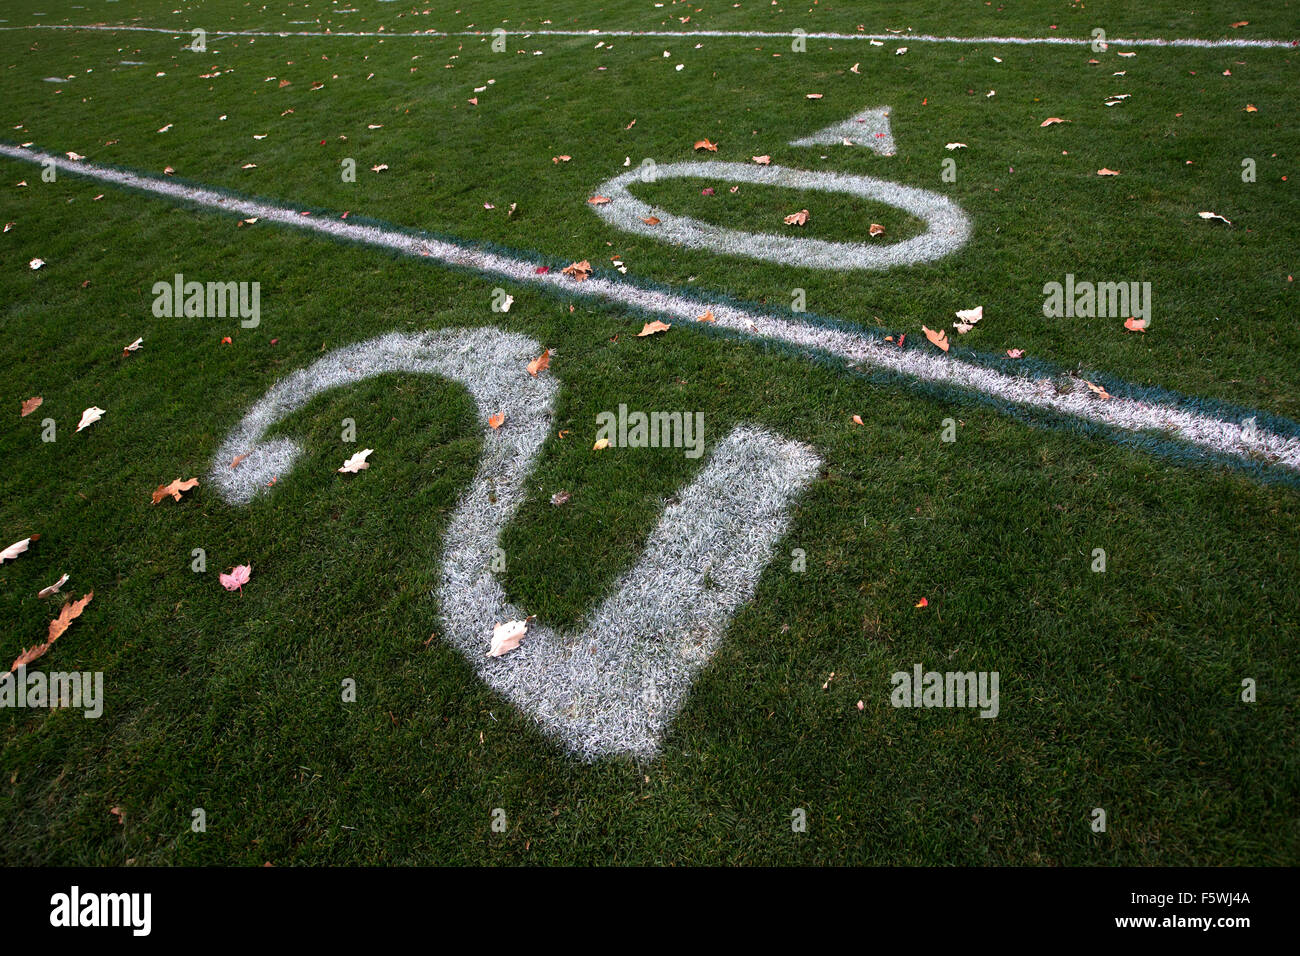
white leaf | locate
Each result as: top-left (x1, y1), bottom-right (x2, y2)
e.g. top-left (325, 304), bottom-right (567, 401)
top-left (0, 537), bottom-right (36, 564)
top-left (488, 619), bottom-right (528, 657)
top-left (76, 406), bottom-right (105, 432)
top-left (29, 258), bottom-right (44, 270)
top-left (338, 448), bottom-right (374, 473)
top-left (38, 573), bottom-right (69, 598)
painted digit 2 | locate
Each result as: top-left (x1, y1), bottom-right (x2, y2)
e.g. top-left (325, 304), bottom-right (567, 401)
top-left (589, 107), bottom-right (972, 269)
top-left (209, 327), bottom-right (821, 760)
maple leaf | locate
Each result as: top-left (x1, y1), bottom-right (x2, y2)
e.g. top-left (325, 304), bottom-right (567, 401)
top-left (693, 139), bottom-right (718, 152)
top-left (488, 412), bottom-right (505, 429)
top-left (638, 320), bottom-right (671, 337)
top-left (338, 449), bottom-right (373, 473)
top-left (151, 477), bottom-right (199, 504)
top-left (527, 348), bottom-right (552, 376)
top-left (0, 534), bottom-right (39, 564)
top-left (784, 209), bottom-right (810, 226)
top-left (219, 565), bottom-right (252, 592)
top-left (76, 407), bottom-right (105, 432)
top-left (922, 326), bottom-right (950, 352)
top-left (487, 619), bottom-right (528, 658)
top-left (20, 396), bottom-right (42, 417)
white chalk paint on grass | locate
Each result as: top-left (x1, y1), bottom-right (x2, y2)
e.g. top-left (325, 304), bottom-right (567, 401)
top-left (1, 143), bottom-right (1296, 475)
top-left (1, 24), bottom-right (1294, 49)
top-left (790, 105), bottom-right (897, 155)
top-left (591, 160), bottom-right (969, 270)
top-left (211, 327), bottom-right (821, 759)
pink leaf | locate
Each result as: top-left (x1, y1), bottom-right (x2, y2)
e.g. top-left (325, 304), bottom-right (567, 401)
top-left (219, 564), bottom-right (252, 592)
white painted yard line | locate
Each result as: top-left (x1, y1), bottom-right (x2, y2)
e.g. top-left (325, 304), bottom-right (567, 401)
top-left (0, 23), bottom-right (1294, 49)
top-left (3, 142), bottom-right (1298, 475)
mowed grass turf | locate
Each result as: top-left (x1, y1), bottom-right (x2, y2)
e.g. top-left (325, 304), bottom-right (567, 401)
top-left (0, 0), bottom-right (1297, 865)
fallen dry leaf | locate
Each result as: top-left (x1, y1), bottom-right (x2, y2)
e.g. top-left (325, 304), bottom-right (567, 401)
top-left (338, 449), bottom-right (373, 473)
top-left (752, 155), bottom-right (771, 165)
top-left (550, 490), bottom-right (571, 506)
top-left (1198, 211), bottom-right (1232, 224)
top-left (852, 415), bottom-right (864, 426)
top-left (122, 337), bottom-right (143, 356)
top-left (1082, 379), bottom-right (1112, 400)
top-left (488, 412), bottom-right (505, 430)
top-left (20, 396), bottom-right (42, 417)
top-left (562, 260), bottom-right (592, 281)
top-left (488, 619), bottom-right (528, 657)
top-left (527, 348), bottom-right (552, 376)
top-left (1007, 348), bottom-right (1025, 359)
top-left (638, 320), bottom-right (671, 337)
top-left (697, 308), bottom-right (715, 323)
top-left (1040, 117), bottom-right (1065, 127)
top-left (693, 139), bottom-right (718, 152)
top-left (0, 535), bottom-right (39, 565)
top-left (151, 477), bottom-right (199, 504)
top-left (954, 305), bottom-right (984, 334)
top-left (587, 195), bottom-right (611, 205)
top-left (922, 326), bottom-right (950, 352)
top-left (640, 215), bottom-right (661, 225)
top-left (219, 565), bottom-right (251, 592)
top-left (46, 591), bottom-right (93, 644)
top-left (593, 437), bottom-right (611, 451)
top-left (784, 209), bottom-right (810, 226)
top-left (38, 573), bottom-right (69, 598)
top-left (76, 406), bottom-right (105, 432)
top-left (229, 453), bottom-right (249, 469)
top-left (914, 597), bottom-right (929, 608)
top-left (1097, 168), bottom-right (1121, 176)
top-left (869, 223), bottom-right (885, 237)
top-left (1124, 317), bottom-right (1148, 332)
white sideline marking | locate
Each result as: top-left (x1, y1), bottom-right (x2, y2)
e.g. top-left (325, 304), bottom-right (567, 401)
top-left (2, 143), bottom-right (1298, 475)
top-left (0, 23), bottom-right (1294, 49)
top-left (211, 327), bottom-right (821, 759)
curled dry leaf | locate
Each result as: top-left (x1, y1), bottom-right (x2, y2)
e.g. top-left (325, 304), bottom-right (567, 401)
top-left (550, 490), bottom-right (571, 506)
top-left (697, 308), bottom-right (715, 323)
top-left (151, 477), bottom-right (199, 504)
top-left (922, 326), bottom-right (950, 352)
top-left (852, 415), bottom-right (864, 426)
top-left (914, 597), bottom-right (929, 608)
top-left (945, 143), bottom-right (967, 150)
top-left (527, 348), bottom-right (552, 376)
top-left (869, 223), bottom-right (885, 237)
top-left (552, 155), bottom-right (571, 163)
top-left (1040, 117), bottom-right (1065, 127)
top-left (76, 406), bottom-right (105, 432)
top-left (1198, 211), bottom-right (1231, 224)
top-left (1124, 317), bottom-right (1148, 332)
top-left (0, 534), bottom-right (39, 564)
top-left (784, 209), bottom-right (810, 226)
top-left (38, 573), bottom-right (69, 598)
top-left (1082, 379), bottom-right (1112, 400)
top-left (488, 619), bottom-right (528, 657)
top-left (693, 139), bottom-right (718, 152)
top-left (47, 591), bottom-right (93, 643)
top-left (752, 155), bottom-right (771, 165)
top-left (1007, 348), bottom-right (1025, 359)
top-left (953, 305), bottom-right (984, 334)
top-left (1097, 168), bottom-right (1120, 176)
top-left (637, 320), bottom-right (671, 337)
top-left (562, 260), bottom-right (592, 281)
top-left (593, 437), bottom-right (611, 451)
top-left (122, 337), bottom-right (143, 356)
top-left (338, 449), bottom-right (373, 473)
top-left (640, 215), bottom-right (661, 225)
top-left (20, 396), bottom-right (42, 417)
top-left (587, 195), bottom-right (611, 205)
top-left (229, 452), bottom-right (249, 469)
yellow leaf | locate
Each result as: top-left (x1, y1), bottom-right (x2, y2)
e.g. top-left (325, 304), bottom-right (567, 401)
top-left (638, 320), bottom-right (671, 337)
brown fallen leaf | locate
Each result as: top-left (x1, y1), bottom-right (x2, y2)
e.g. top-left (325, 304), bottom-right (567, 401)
top-left (752, 155), bottom-right (771, 165)
top-left (1231, 21), bottom-right (1249, 28)
top-left (1097, 168), bottom-right (1121, 176)
top-left (869, 223), bottom-right (885, 237)
top-left (1124, 317), bottom-right (1148, 333)
top-left (1244, 104), bottom-right (1257, 112)
top-left (46, 591), bottom-right (93, 644)
top-left (784, 209), bottom-right (810, 226)
top-left (640, 215), bottom-right (661, 225)
top-left (697, 308), bottom-right (716, 323)
top-left (587, 195), bottom-right (611, 205)
top-left (922, 325), bottom-right (950, 352)
top-left (638, 320), bottom-right (671, 337)
top-left (229, 452), bottom-right (249, 469)
top-left (562, 260), bottom-right (592, 281)
top-left (852, 415), bottom-right (864, 426)
top-left (1040, 117), bottom-right (1065, 127)
top-left (151, 477), bottom-right (199, 504)
top-left (527, 348), bottom-right (552, 376)
top-left (488, 412), bottom-right (505, 429)
top-left (20, 396), bottom-right (42, 417)
top-left (693, 139), bottom-right (718, 152)
top-left (1082, 379), bottom-right (1111, 399)
top-left (552, 155), bottom-right (571, 163)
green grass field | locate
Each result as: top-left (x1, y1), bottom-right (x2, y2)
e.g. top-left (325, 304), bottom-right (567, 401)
top-left (1, 0), bottom-right (1297, 865)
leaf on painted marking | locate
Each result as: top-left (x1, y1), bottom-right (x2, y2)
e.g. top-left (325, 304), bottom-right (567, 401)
top-left (1082, 379), bottom-right (1112, 400)
top-left (1198, 211), bottom-right (1232, 224)
top-left (784, 209), bottom-right (810, 226)
top-left (587, 195), bottom-right (611, 205)
top-left (20, 396), bottom-right (42, 417)
top-left (229, 452), bottom-right (249, 469)
top-left (38, 573), bottom-right (69, 598)
top-left (922, 326), bottom-right (949, 352)
top-left (1124, 317), bottom-right (1148, 332)
top-left (640, 215), bottom-right (661, 225)
top-left (487, 619), bottom-right (528, 658)
top-left (488, 412), bottom-right (505, 430)
top-left (693, 139), bottom-right (718, 152)
top-left (76, 407), bottom-right (105, 432)
top-left (562, 260), bottom-right (592, 281)
top-left (219, 565), bottom-right (252, 592)
top-left (637, 320), bottom-right (671, 337)
top-left (869, 223), bottom-right (885, 237)
top-left (527, 348), bottom-right (552, 376)
top-left (0, 535), bottom-right (39, 564)
top-left (338, 449), bottom-right (373, 473)
top-left (697, 308), bottom-right (716, 323)
top-left (151, 477), bottom-right (199, 504)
